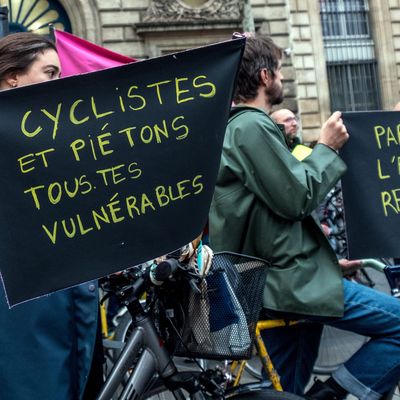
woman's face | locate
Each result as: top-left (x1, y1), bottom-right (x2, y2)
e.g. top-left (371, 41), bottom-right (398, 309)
top-left (15, 48), bottom-right (61, 87)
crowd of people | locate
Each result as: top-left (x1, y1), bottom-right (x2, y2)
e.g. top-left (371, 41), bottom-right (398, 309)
top-left (1, 30), bottom-right (400, 400)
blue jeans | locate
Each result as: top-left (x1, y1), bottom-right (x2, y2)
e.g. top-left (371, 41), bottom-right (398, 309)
top-left (261, 279), bottom-right (400, 399)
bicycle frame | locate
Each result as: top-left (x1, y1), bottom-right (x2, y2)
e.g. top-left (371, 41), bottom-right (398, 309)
top-left (229, 260), bottom-right (400, 396)
top-left (361, 259), bottom-right (400, 298)
top-left (98, 253), bottom-right (306, 400)
top-left (97, 298), bottom-right (194, 400)
top-left (98, 307), bottom-right (163, 399)
top-left (230, 319), bottom-right (298, 391)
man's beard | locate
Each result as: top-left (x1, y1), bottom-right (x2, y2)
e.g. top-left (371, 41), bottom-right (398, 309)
top-left (266, 81), bottom-right (284, 105)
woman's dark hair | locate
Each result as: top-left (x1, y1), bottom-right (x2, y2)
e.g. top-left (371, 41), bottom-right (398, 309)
top-left (233, 35), bottom-right (283, 104)
top-left (0, 32), bottom-right (57, 81)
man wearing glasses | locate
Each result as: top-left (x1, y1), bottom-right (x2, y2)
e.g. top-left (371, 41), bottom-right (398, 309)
top-left (270, 108), bottom-right (301, 150)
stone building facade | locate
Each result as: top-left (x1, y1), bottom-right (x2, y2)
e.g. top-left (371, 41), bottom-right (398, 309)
top-left (2, 0), bottom-right (400, 142)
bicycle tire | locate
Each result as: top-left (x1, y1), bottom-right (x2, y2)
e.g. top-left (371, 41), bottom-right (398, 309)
top-left (140, 382), bottom-right (186, 400)
top-left (225, 382), bottom-right (304, 399)
top-left (142, 380), bottom-right (304, 400)
top-left (227, 390), bottom-right (304, 399)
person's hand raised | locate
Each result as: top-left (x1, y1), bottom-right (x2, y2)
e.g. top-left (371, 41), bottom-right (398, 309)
top-left (318, 111), bottom-right (349, 151)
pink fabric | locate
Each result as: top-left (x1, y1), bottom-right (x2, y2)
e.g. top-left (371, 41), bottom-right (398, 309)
top-left (54, 29), bottom-right (136, 77)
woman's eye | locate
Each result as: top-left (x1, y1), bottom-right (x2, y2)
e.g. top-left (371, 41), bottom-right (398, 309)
top-left (46, 70), bottom-right (56, 78)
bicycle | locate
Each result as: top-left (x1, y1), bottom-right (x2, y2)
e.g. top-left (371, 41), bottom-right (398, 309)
top-left (312, 259), bottom-right (400, 399)
top-left (98, 251), bottom-right (304, 400)
top-left (105, 258), bottom-right (400, 396)
top-left (233, 258), bottom-right (400, 399)
top-left (312, 259), bottom-right (399, 373)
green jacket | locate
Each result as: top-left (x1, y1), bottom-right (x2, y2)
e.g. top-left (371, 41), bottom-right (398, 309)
top-left (209, 106), bottom-right (347, 317)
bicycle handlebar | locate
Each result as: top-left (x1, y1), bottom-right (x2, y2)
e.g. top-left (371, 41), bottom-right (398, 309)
top-left (358, 258), bottom-right (400, 297)
top-left (100, 257), bottom-right (200, 304)
top-left (103, 257), bottom-right (395, 304)
top-left (360, 258), bottom-right (386, 272)
top-left (150, 258), bottom-right (180, 285)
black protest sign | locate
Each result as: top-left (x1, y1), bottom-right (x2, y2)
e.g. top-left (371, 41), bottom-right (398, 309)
top-left (341, 111), bottom-right (400, 258)
top-left (0, 38), bottom-right (245, 306)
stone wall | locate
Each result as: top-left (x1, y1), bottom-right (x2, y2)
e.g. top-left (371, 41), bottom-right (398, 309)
top-left (96, 0), bottom-right (148, 58)
top-left (255, 0), bottom-right (327, 142)
top-left (288, 0), bottom-right (329, 142)
top-left (371, 0), bottom-right (399, 110)
top-left (62, 0), bottom-right (400, 143)
top-left (388, 0), bottom-right (400, 103)
top-left (257, 0), bottom-right (298, 113)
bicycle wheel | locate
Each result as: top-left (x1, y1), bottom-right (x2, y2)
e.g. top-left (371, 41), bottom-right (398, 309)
top-left (142, 381), bottom-right (305, 400)
top-left (141, 387), bottom-right (180, 400)
top-left (112, 311), bottom-right (132, 359)
top-left (243, 353), bottom-right (262, 380)
top-left (313, 325), bottom-right (368, 374)
top-left (227, 391), bottom-right (304, 399)
top-left (226, 382), bottom-right (305, 399)
top-left (141, 384), bottom-right (187, 400)
top-left (313, 267), bottom-right (391, 374)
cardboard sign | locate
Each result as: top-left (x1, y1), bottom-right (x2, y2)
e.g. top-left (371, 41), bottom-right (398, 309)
top-left (0, 38), bottom-right (245, 305)
top-left (341, 111), bottom-right (400, 258)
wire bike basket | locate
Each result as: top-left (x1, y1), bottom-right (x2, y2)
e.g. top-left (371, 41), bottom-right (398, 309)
top-left (154, 252), bottom-right (269, 361)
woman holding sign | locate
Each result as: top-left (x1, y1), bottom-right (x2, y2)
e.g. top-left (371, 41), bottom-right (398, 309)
top-left (0, 32), bottom-right (101, 400)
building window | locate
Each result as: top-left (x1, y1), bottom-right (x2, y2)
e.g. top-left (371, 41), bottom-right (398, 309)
top-left (6, 0), bottom-right (71, 35)
top-left (320, 0), bottom-right (369, 37)
top-left (320, 0), bottom-right (381, 111)
top-left (327, 62), bottom-right (380, 111)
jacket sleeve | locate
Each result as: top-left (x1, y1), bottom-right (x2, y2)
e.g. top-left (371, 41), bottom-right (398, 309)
top-left (222, 114), bottom-right (347, 220)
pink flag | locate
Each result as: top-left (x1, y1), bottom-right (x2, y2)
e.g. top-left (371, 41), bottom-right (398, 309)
top-left (54, 29), bottom-right (136, 77)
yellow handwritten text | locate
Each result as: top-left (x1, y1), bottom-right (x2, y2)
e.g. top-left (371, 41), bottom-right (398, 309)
top-left (41, 175), bottom-right (204, 244)
top-left (381, 188), bottom-right (400, 216)
top-left (19, 74), bottom-right (216, 140)
top-left (18, 148), bottom-right (56, 173)
top-left (117, 115), bottom-right (189, 148)
top-left (96, 162), bottom-right (142, 186)
top-left (376, 155), bottom-right (400, 180)
top-left (24, 174), bottom-right (94, 210)
top-left (374, 124), bottom-right (400, 150)
top-left (70, 123), bottom-right (114, 162)
top-left (66, 116), bottom-right (189, 163)
top-left (377, 158), bottom-right (391, 180)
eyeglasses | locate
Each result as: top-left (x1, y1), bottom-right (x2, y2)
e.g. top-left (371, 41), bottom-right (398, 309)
top-left (283, 116), bottom-right (298, 123)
